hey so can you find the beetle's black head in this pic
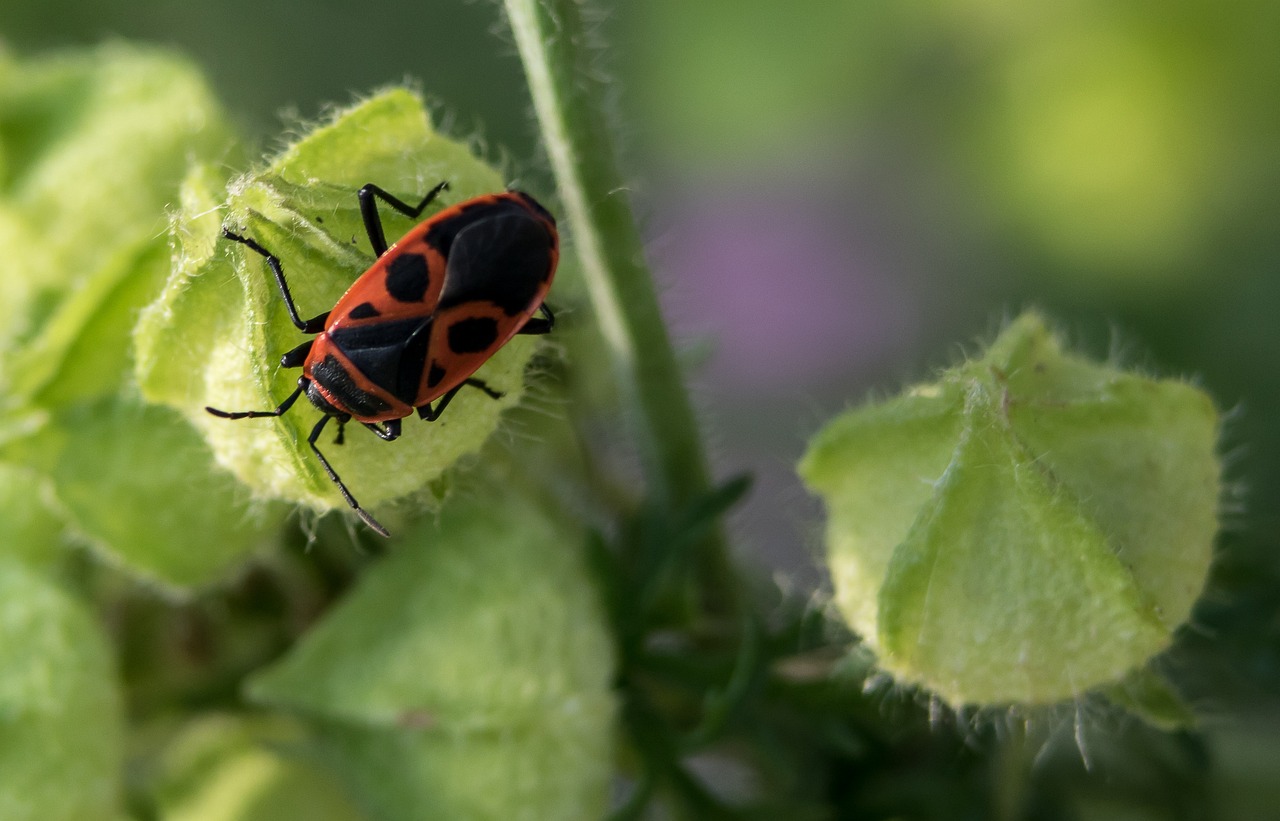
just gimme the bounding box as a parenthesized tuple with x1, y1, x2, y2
(301, 376, 350, 421)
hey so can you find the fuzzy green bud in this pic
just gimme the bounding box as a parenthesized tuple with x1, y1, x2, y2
(800, 312, 1220, 706)
(136, 89, 537, 520)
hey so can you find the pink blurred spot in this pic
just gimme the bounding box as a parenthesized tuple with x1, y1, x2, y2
(648, 183, 917, 394)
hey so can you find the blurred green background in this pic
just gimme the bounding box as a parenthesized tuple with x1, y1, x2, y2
(3, 0, 1279, 817)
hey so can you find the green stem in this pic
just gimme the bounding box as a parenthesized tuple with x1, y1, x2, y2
(504, 0, 739, 612)
(503, 0, 710, 512)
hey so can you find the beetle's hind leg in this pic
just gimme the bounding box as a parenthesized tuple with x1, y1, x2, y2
(307, 414, 390, 538)
(518, 304, 556, 335)
(417, 379, 504, 422)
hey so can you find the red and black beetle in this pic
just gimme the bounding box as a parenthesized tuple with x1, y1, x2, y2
(208, 182, 558, 536)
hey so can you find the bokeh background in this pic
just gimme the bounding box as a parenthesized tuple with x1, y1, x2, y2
(4, 0, 1279, 816)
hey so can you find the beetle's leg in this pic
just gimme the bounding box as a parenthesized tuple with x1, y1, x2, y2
(464, 378, 504, 401)
(517, 303, 556, 336)
(281, 339, 314, 368)
(307, 414, 390, 538)
(417, 386, 462, 422)
(417, 379, 504, 422)
(334, 417, 346, 446)
(206, 377, 307, 420)
(222, 230, 329, 333)
(363, 418, 401, 441)
(359, 181, 450, 257)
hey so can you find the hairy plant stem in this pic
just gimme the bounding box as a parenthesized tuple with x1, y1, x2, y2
(504, 0, 739, 617)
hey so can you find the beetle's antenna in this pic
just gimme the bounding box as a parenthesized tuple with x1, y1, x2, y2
(207, 381, 305, 419)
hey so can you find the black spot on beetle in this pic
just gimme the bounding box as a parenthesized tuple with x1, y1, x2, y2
(386, 253, 430, 302)
(426, 361, 446, 388)
(447, 316, 499, 354)
(348, 301, 381, 319)
(437, 212, 551, 315)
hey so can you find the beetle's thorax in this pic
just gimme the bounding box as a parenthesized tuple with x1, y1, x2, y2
(302, 338, 408, 423)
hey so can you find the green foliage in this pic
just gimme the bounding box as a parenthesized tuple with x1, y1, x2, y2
(0, 43, 616, 819)
(247, 489, 616, 820)
(151, 716, 365, 821)
(0, 5, 1248, 819)
(800, 312, 1220, 705)
(0, 557, 124, 820)
(0, 463, 63, 570)
(0, 43, 282, 589)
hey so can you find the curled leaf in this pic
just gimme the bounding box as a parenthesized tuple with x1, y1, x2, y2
(0, 42, 232, 360)
(0, 43, 281, 588)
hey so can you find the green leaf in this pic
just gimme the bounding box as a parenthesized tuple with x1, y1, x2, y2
(0, 43, 277, 588)
(134, 162, 242, 409)
(0, 44, 233, 404)
(0, 42, 234, 355)
(1101, 667, 1196, 732)
(31, 398, 283, 590)
(152, 715, 365, 821)
(0, 557, 124, 820)
(247, 488, 616, 820)
(138, 89, 536, 520)
(9, 235, 168, 407)
(0, 463, 65, 571)
(800, 312, 1222, 707)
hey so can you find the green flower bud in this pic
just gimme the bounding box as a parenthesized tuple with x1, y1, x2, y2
(0, 557, 124, 820)
(245, 487, 616, 818)
(799, 312, 1220, 706)
(136, 89, 537, 519)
